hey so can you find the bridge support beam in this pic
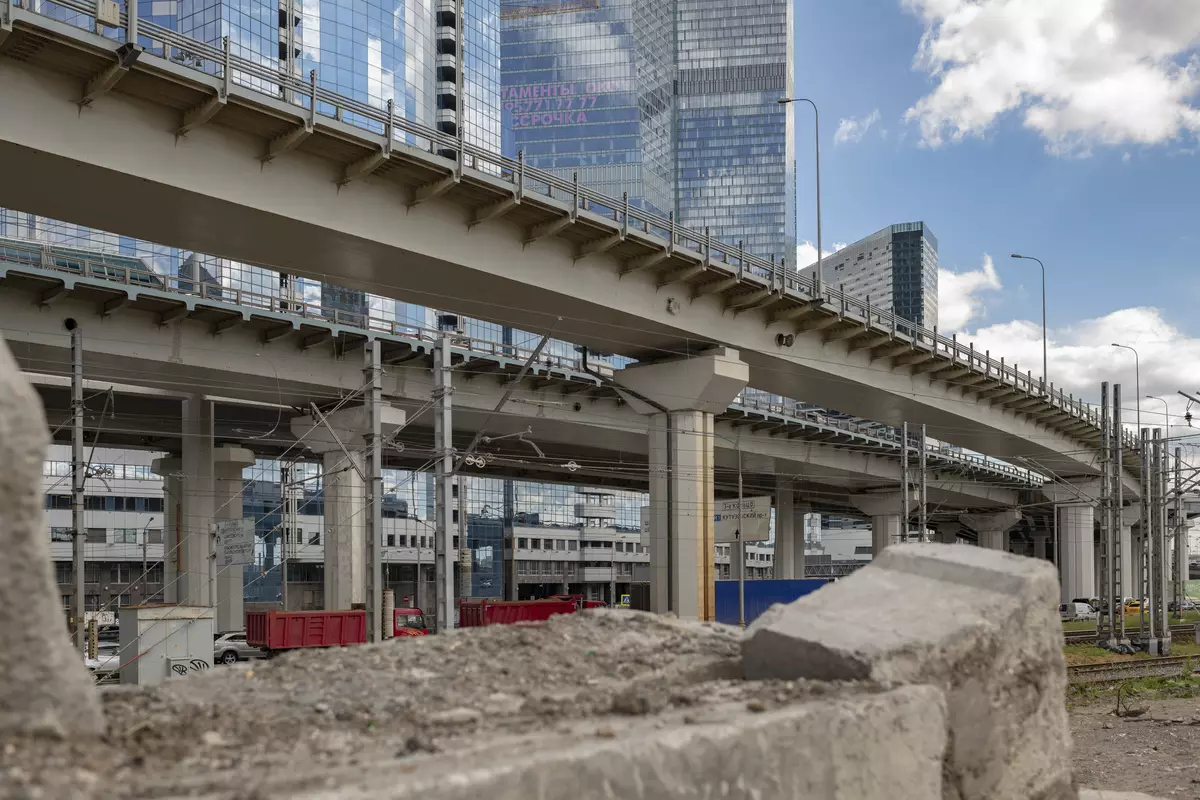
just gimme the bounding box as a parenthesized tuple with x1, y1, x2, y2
(1059, 504, 1096, 603)
(291, 405, 405, 611)
(870, 515, 900, 557)
(960, 509, 1021, 552)
(772, 486, 807, 579)
(616, 349, 748, 621)
(852, 493, 914, 556)
(155, 398, 253, 629)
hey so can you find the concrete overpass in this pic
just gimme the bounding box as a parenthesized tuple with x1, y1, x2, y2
(0, 253, 1037, 516)
(0, 8, 1135, 480)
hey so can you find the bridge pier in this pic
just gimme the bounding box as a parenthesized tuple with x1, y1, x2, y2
(852, 494, 913, 555)
(933, 523, 961, 545)
(291, 406, 405, 612)
(773, 486, 807, 579)
(615, 348, 748, 621)
(1059, 504, 1096, 602)
(959, 509, 1022, 552)
(152, 399, 253, 630)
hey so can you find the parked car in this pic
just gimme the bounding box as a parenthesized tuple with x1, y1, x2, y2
(1070, 597, 1099, 612)
(1060, 602, 1096, 621)
(214, 631, 266, 665)
(85, 642, 121, 681)
(1167, 598, 1199, 613)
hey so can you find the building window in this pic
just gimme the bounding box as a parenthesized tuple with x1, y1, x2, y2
(110, 563, 131, 583)
(86, 528, 106, 544)
(517, 537, 528, 549)
(556, 539, 565, 550)
(115, 592, 131, 608)
(60, 594, 71, 612)
(55, 562, 72, 584)
(50, 527, 72, 542)
(114, 528, 138, 544)
(147, 529, 163, 544)
(84, 594, 101, 612)
(386, 534, 396, 547)
(309, 530, 321, 545)
(84, 563, 100, 584)
(568, 541, 578, 551)
(146, 564, 163, 584)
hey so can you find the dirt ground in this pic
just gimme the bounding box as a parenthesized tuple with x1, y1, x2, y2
(1072, 696, 1200, 798)
(0, 611, 863, 799)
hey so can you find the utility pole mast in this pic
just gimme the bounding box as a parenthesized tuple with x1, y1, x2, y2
(280, 463, 290, 612)
(918, 424, 927, 541)
(1098, 383, 1113, 643)
(70, 321, 85, 650)
(1112, 384, 1125, 642)
(899, 422, 909, 544)
(365, 340, 383, 642)
(434, 321, 456, 633)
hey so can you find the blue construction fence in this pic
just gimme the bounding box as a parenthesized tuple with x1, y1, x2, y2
(714, 579, 831, 626)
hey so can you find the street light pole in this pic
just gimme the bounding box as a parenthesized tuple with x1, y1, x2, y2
(778, 97, 822, 297)
(1146, 395, 1170, 432)
(1010, 253, 1047, 392)
(1111, 344, 1141, 438)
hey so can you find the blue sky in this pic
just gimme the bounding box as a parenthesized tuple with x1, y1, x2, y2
(791, 0, 1200, 420)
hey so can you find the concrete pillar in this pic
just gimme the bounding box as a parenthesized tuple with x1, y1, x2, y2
(1120, 526, 1133, 601)
(178, 396, 215, 607)
(213, 446, 254, 631)
(851, 493, 914, 556)
(1060, 504, 1096, 602)
(323, 450, 366, 610)
(1132, 530, 1145, 600)
(291, 405, 406, 611)
(959, 510, 1021, 552)
(616, 348, 748, 621)
(773, 486, 806, 580)
(871, 516, 900, 557)
(1033, 535, 1048, 560)
(151, 456, 182, 603)
(933, 523, 960, 545)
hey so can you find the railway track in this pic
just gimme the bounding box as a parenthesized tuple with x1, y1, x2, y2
(1064, 623, 1195, 645)
(1066, 656, 1196, 685)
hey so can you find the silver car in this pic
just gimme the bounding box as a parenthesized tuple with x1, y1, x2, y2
(213, 631, 266, 665)
(85, 642, 121, 682)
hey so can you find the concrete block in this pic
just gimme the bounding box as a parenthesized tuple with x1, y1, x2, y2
(1079, 793, 1167, 800)
(0, 335, 103, 738)
(743, 543, 1073, 800)
(169, 685, 948, 799)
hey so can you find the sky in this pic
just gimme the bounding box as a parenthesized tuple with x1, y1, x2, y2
(792, 0, 1200, 431)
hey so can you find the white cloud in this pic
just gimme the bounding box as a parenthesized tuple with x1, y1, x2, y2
(902, 0, 1200, 154)
(961, 306, 1200, 440)
(834, 110, 882, 145)
(938, 255, 1003, 331)
(795, 241, 848, 270)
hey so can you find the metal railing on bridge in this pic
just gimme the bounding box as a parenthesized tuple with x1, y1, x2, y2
(0, 236, 1046, 488)
(0, 0, 1134, 454)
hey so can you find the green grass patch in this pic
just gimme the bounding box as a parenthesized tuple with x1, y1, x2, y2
(1068, 666, 1200, 707)
(1062, 609, 1200, 633)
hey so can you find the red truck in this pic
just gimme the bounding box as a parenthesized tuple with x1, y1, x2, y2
(246, 607, 429, 652)
(458, 595, 604, 628)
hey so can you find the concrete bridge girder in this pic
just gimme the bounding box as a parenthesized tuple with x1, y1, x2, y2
(0, 43, 1106, 475)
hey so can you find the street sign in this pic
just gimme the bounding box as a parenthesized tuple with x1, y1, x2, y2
(715, 496, 771, 543)
(214, 519, 255, 567)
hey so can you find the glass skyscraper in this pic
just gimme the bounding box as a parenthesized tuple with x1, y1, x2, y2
(799, 222, 940, 329)
(500, 0, 794, 261)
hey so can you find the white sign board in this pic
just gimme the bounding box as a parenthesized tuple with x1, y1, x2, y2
(214, 519, 255, 567)
(715, 496, 771, 543)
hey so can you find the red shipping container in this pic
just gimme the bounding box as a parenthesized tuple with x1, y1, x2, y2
(246, 610, 367, 651)
(458, 599, 578, 628)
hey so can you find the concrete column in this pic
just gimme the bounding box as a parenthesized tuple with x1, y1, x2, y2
(1060, 504, 1096, 602)
(793, 503, 809, 579)
(871, 516, 900, 557)
(1033, 535, 1048, 560)
(213, 446, 254, 631)
(1132, 530, 1145, 600)
(1120, 526, 1133, 601)
(933, 523, 960, 545)
(291, 406, 405, 611)
(178, 396, 215, 607)
(151, 456, 182, 603)
(959, 510, 1021, 552)
(616, 348, 748, 621)
(322, 449, 365, 609)
(851, 493, 913, 556)
(774, 485, 796, 579)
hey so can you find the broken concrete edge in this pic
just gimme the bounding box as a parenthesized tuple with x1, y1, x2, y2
(741, 543, 1073, 800)
(0, 334, 104, 739)
(1079, 792, 1168, 800)
(147, 685, 949, 800)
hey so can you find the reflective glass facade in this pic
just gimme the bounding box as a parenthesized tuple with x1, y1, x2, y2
(499, 0, 674, 216)
(675, 0, 795, 261)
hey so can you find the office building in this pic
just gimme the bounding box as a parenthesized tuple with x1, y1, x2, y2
(500, 0, 794, 262)
(799, 222, 940, 329)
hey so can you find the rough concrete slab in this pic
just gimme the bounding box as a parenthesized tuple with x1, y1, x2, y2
(155, 685, 949, 800)
(1079, 792, 1167, 800)
(743, 543, 1073, 800)
(0, 334, 103, 738)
